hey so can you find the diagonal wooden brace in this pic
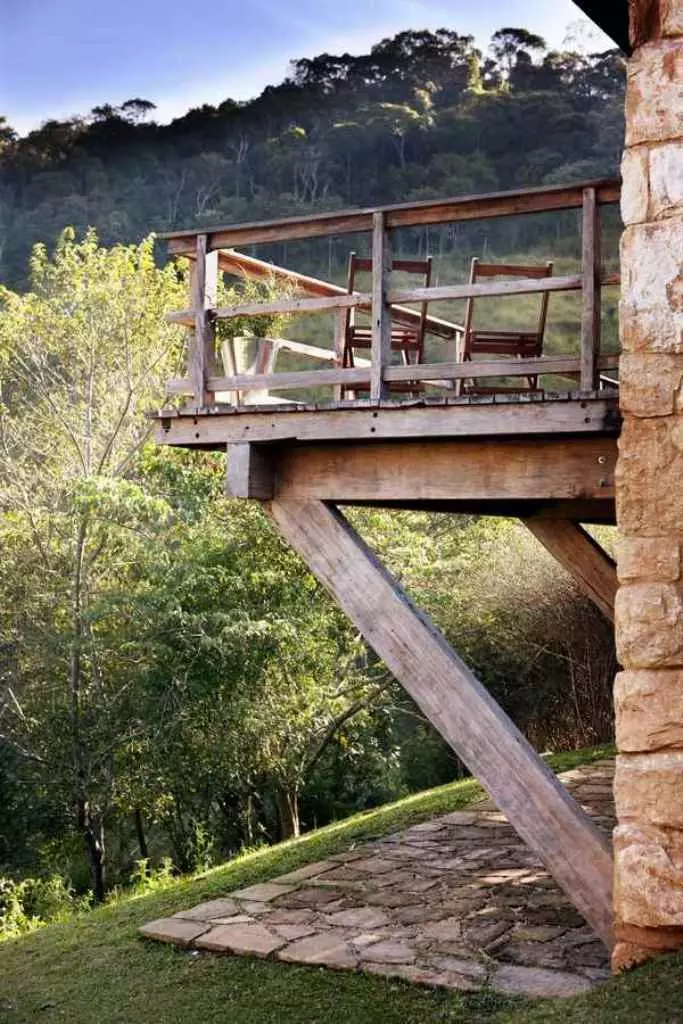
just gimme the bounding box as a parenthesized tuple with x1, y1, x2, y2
(522, 519, 617, 622)
(267, 498, 614, 948)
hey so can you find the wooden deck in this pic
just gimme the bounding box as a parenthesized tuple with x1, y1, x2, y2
(153, 180, 623, 949)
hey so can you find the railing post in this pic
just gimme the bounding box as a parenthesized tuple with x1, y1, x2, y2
(580, 187, 601, 392)
(371, 211, 392, 403)
(189, 234, 218, 408)
(333, 308, 347, 401)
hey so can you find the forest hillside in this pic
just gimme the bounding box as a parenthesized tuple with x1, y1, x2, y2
(0, 26, 625, 285)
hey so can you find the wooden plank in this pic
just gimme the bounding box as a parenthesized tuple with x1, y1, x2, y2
(216, 293, 364, 319)
(226, 443, 274, 499)
(155, 395, 621, 448)
(188, 235, 216, 407)
(371, 212, 392, 401)
(162, 178, 620, 251)
(267, 498, 614, 946)
(166, 353, 619, 396)
(273, 436, 617, 503)
(581, 188, 601, 391)
(389, 275, 582, 305)
(522, 519, 617, 621)
(384, 354, 618, 385)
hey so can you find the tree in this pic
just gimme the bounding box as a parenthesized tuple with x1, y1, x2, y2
(0, 230, 185, 899)
(490, 27, 547, 80)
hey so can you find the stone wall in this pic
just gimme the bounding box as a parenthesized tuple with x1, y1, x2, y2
(613, 8, 683, 972)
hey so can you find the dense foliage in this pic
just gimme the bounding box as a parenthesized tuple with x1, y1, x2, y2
(0, 27, 625, 285)
(0, 233, 616, 920)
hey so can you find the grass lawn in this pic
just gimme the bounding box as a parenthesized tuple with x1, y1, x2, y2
(1, 744, 681, 1024)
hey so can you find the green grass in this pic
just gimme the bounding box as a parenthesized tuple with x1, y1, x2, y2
(1, 744, 681, 1024)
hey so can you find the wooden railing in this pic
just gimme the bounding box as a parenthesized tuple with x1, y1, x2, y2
(162, 178, 621, 408)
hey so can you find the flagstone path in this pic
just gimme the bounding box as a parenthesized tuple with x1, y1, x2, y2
(140, 759, 615, 999)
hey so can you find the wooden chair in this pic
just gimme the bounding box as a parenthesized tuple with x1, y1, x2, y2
(341, 253, 432, 397)
(458, 257, 553, 394)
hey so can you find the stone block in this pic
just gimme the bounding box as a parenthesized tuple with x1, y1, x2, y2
(620, 221, 683, 354)
(195, 921, 285, 957)
(231, 882, 297, 902)
(613, 823, 683, 927)
(618, 353, 683, 417)
(358, 939, 415, 964)
(621, 147, 649, 225)
(614, 669, 683, 750)
(490, 963, 592, 998)
(324, 907, 390, 929)
(614, 752, 683, 828)
(138, 917, 209, 946)
(277, 931, 358, 968)
(616, 418, 683, 535)
(650, 142, 683, 219)
(662, 0, 683, 37)
(625, 39, 683, 147)
(173, 898, 239, 921)
(275, 859, 336, 883)
(615, 582, 683, 668)
(616, 535, 681, 582)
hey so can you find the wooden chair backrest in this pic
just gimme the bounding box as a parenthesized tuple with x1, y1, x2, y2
(462, 258, 553, 358)
(344, 252, 432, 364)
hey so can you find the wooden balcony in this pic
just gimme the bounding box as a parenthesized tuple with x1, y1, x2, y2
(154, 182, 623, 943)
(155, 178, 621, 524)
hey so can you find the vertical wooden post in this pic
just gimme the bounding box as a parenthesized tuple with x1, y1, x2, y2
(333, 308, 347, 401)
(189, 234, 218, 408)
(580, 187, 601, 392)
(371, 212, 392, 403)
(267, 498, 614, 947)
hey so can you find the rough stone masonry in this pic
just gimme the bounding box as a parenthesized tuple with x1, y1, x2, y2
(613, 0, 683, 972)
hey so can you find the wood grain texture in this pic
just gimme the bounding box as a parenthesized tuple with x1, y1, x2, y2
(581, 188, 601, 391)
(267, 498, 614, 946)
(371, 212, 392, 402)
(165, 354, 620, 396)
(162, 179, 620, 250)
(226, 443, 274, 499)
(155, 394, 620, 447)
(522, 519, 617, 621)
(272, 437, 617, 503)
(189, 235, 216, 407)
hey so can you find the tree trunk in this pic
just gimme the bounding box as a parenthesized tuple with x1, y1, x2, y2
(133, 808, 149, 864)
(78, 798, 106, 902)
(276, 786, 300, 840)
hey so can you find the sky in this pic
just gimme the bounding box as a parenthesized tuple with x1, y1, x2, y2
(1, 0, 614, 136)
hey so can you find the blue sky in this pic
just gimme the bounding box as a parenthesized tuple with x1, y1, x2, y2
(1, 0, 613, 135)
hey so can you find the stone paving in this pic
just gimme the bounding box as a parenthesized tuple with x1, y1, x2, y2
(140, 759, 616, 998)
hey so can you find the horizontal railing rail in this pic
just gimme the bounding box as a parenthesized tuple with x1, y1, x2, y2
(162, 178, 619, 252)
(163, 178, 621, 408)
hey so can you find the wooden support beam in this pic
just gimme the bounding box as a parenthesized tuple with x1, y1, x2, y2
(226, 443, 274, 499)
(522, 519, 617, 622)
(272, 437, 616, 504)
(371, 212, 392, 402)
(581, 188, 601, 392)
(267, 498, 614, 947)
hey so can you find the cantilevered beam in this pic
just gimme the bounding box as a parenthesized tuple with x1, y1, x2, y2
(522, 519, 617, 622)
(267, 498, 614, 947)
(270, 437, 616, 504)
